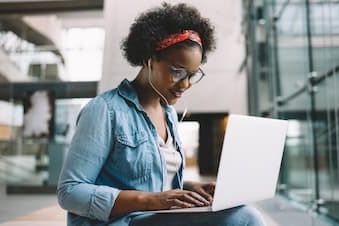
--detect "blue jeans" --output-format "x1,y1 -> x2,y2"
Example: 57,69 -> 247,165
129,205 -> 265,226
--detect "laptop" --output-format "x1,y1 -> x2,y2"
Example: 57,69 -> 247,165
149,114 -> 288,213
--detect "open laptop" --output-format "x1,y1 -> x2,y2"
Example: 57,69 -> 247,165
149,114 -> 288,213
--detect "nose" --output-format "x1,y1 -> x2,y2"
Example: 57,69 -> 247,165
177,76 -> 191,89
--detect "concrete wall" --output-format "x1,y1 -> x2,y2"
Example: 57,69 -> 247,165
23,15 -> 63,50
100,0 -> 247,114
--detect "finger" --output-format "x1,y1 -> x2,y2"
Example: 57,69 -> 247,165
169,199 -> 195,208
204,182 -> 215,189
188,190 -> 211,205
203,183 -> 216,195
173,192 -> 205,207
195,188 -> 213,203
182,193 -> 206,206
167,191 -> 197,206
170,190 -> 209,206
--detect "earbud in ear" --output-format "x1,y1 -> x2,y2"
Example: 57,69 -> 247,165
148,58 -> 151,68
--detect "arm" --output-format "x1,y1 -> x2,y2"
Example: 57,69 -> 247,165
57,96 -> 119,222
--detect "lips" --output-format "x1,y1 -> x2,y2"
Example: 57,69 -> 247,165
170,90 -> 184,98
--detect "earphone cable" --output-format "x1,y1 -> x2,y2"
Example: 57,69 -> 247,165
148,59 -> 169,106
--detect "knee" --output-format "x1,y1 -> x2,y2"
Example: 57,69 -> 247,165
235,205 -> 266,226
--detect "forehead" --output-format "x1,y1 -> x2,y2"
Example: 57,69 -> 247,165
162,46 -> 202,70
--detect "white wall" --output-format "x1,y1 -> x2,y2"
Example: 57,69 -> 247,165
0,101 -> 23,126
100,0 -> 247,114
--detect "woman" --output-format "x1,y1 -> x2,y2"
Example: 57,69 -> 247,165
57,3 -> 265,226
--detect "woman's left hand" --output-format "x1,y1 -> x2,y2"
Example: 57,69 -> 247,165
183,181 -> 215,205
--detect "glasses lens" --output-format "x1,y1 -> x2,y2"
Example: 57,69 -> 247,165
170,67 -> 187,82
189,69 -> 204,84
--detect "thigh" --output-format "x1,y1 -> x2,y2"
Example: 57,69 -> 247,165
129,205 -> 265,226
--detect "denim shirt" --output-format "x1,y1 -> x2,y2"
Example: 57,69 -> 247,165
57,79 -> 185,226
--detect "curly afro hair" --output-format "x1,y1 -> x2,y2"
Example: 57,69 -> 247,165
121,2 -> 216,66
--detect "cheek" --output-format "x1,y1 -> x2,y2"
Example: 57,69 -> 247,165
153,69 -> 172,86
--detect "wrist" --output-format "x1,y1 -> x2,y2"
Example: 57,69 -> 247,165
137,192 -> 153,210
183,181 -> 194,190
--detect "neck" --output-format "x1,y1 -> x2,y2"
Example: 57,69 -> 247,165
132,67 -> 162,110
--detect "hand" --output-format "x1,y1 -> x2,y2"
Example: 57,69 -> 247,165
183,181 -> 215,204
145,189 -> 211,210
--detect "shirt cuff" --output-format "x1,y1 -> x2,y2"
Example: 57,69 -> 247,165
88,185 -> 121,221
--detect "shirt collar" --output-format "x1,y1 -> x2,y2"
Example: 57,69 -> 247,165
117,79 -> 172,113
117,79 -> 144,112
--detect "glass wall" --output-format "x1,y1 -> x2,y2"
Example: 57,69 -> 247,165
0,13 -> 103,191
244,0 -> 339,222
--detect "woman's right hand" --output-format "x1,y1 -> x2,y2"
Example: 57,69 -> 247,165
145,189 -> 211,210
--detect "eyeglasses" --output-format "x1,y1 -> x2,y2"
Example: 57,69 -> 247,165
163,60 -> 205,85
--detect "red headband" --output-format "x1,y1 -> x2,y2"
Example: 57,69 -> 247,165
155,30 -> 202,51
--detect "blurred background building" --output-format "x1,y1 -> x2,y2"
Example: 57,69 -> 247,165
244,0 -> 339,224
0,0 -> 338,225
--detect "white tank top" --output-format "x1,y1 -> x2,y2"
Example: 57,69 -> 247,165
157,127 -> 182,191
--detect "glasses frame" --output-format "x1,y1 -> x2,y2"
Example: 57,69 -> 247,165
162,59 -> 206,85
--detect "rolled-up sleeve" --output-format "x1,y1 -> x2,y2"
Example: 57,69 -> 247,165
57,96 -> 120,222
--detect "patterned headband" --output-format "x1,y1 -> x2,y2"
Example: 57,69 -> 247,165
155,30 -> 202,51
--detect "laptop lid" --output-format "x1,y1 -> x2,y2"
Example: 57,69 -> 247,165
212,114 -> 288,211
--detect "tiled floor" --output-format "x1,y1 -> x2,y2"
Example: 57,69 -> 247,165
0,185 -> 57,223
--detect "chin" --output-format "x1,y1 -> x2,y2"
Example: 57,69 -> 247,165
167,98 -> 178,105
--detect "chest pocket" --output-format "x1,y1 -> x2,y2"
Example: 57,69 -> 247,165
111,131 -> 152,181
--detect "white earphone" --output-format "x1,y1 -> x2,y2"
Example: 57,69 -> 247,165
147,58 -> 169,105
147,58 -> 188,121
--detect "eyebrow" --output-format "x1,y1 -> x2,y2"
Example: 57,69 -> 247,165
170,64 -> 199,74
